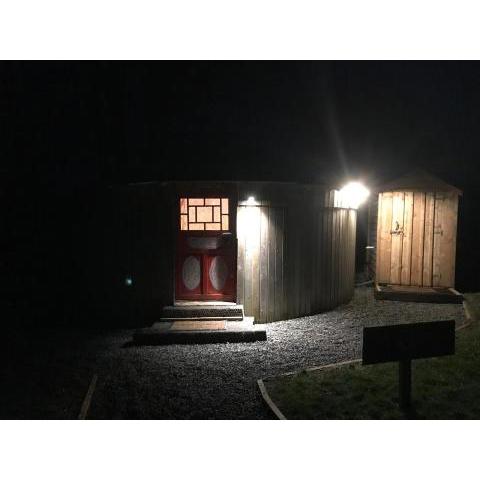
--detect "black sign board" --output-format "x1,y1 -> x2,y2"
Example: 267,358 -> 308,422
362,320 -> 456,411
363,320 -> 455,365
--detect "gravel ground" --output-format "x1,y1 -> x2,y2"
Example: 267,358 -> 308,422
83,287 -> 465,419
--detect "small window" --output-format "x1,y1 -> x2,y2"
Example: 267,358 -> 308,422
180,197 -> 230,231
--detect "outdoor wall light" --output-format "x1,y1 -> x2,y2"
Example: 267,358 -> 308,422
339,181 -> 370,209
125,276 -> 133,286
246,196 -> 256,205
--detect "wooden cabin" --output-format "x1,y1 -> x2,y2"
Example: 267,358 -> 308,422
111,180 -> 360,324
369,170 -> 463,303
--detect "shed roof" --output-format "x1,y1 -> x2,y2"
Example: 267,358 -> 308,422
377,169 -> 462,195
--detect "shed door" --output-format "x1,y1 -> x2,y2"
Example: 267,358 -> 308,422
376,191 -> 458,288
176,197 -> 236,301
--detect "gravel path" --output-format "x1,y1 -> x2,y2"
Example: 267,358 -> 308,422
84,287 -> 465,419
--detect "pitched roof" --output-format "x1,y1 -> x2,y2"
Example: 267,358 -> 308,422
377,169 -> 462,195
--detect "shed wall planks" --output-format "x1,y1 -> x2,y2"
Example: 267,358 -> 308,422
410,192 -> 425,286
400,192 -> 414,285
376,192 -> 393,283
375,189 -> 459,289
422,192 -> 435,286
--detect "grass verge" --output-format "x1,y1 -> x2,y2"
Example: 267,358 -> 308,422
264,298 -> 480,419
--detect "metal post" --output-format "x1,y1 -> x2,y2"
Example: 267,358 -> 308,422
399,358 -> 412,410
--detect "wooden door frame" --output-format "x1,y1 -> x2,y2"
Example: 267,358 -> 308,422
174,191 -> 237,302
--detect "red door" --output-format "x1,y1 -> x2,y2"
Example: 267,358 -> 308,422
176,197 -> 236,301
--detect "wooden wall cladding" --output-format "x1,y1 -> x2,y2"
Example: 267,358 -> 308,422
124,183 -> 176,317
122,182 -> 357,324
237,188 -> 357,323
375,191 -> 458,288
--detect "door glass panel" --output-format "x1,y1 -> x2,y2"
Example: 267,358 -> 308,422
221,198 -> 229,214
189,223 -> 205,230
196,206 -> 213,222
179,197 -> 229,231
213,206 -> 221,222
180,198 -> 188,214
180,214 -> 188,230
206,223 -> 221,230
221,215 -> 229,231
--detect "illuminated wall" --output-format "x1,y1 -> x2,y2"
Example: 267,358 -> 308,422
236,185 -> 357,322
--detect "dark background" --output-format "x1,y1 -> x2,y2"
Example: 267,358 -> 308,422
2,61 -> 479,326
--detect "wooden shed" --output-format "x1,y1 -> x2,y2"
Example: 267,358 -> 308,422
371,170 -> 463,303
110,180 -> 359,325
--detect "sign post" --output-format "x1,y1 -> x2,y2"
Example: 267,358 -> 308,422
398,359 -> 412,409
363,320 -> 455,412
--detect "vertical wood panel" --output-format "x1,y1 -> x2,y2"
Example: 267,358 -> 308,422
251,207 -> 261,320
442,195 -> 458,287
390,191 -> 405,284
338,209 -> 345,303
410,192 -> 425,286
401,192 -> 414,285
321,208 -> 330,310
274,208 -> 285,321
236,206 -> 245,305
377,192 -> 393,283
291,204 -> 300,317
432,193 -> 443,287
350,209 -> 357,299
267,207 -> 276,322
318,208 -> 326,310
243,209 -> 253,315
330,209 -> 336,307
422,192 -> 435,286
259,207 -> 269,321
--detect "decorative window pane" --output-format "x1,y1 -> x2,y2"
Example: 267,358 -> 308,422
221,198 -> 229,214
188,206 -> 196,223
213,206 -> 221,222
189,223 -> 205,230
222,215 -> 229,231
180,214 -> 188,230
180,198 -> 188,214
205,223 -> 221,230
179,198 -> 230,231
196,206 -> 213,223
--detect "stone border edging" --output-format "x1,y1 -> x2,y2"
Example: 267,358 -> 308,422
78,374 -> 98,420
459,300 -> 474,330
258,304 -> 476,420
258,359 -> 362,420
257,379 -> 287,420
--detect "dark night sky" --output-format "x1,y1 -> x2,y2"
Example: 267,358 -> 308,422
2,61 -> 480,309
2,61 -> 480,191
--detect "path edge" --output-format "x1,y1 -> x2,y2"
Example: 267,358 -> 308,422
257,379 -> 287,420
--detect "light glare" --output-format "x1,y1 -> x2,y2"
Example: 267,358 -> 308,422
339,182 -> 370,209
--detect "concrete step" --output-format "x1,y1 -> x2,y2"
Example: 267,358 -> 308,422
159,316 -> 244,322
161,305 -> 244,319
133,317 -> 266,345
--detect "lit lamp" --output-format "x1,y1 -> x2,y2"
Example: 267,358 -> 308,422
339,182 -> 370,209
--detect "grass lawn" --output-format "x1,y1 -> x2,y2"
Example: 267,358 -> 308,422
264,296 -> 480,419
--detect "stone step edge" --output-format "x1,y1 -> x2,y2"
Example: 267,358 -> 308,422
161,310 -> 244,318
159,316 -> 244,322
165,305 -> 244,311
133,328 -> 267,345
